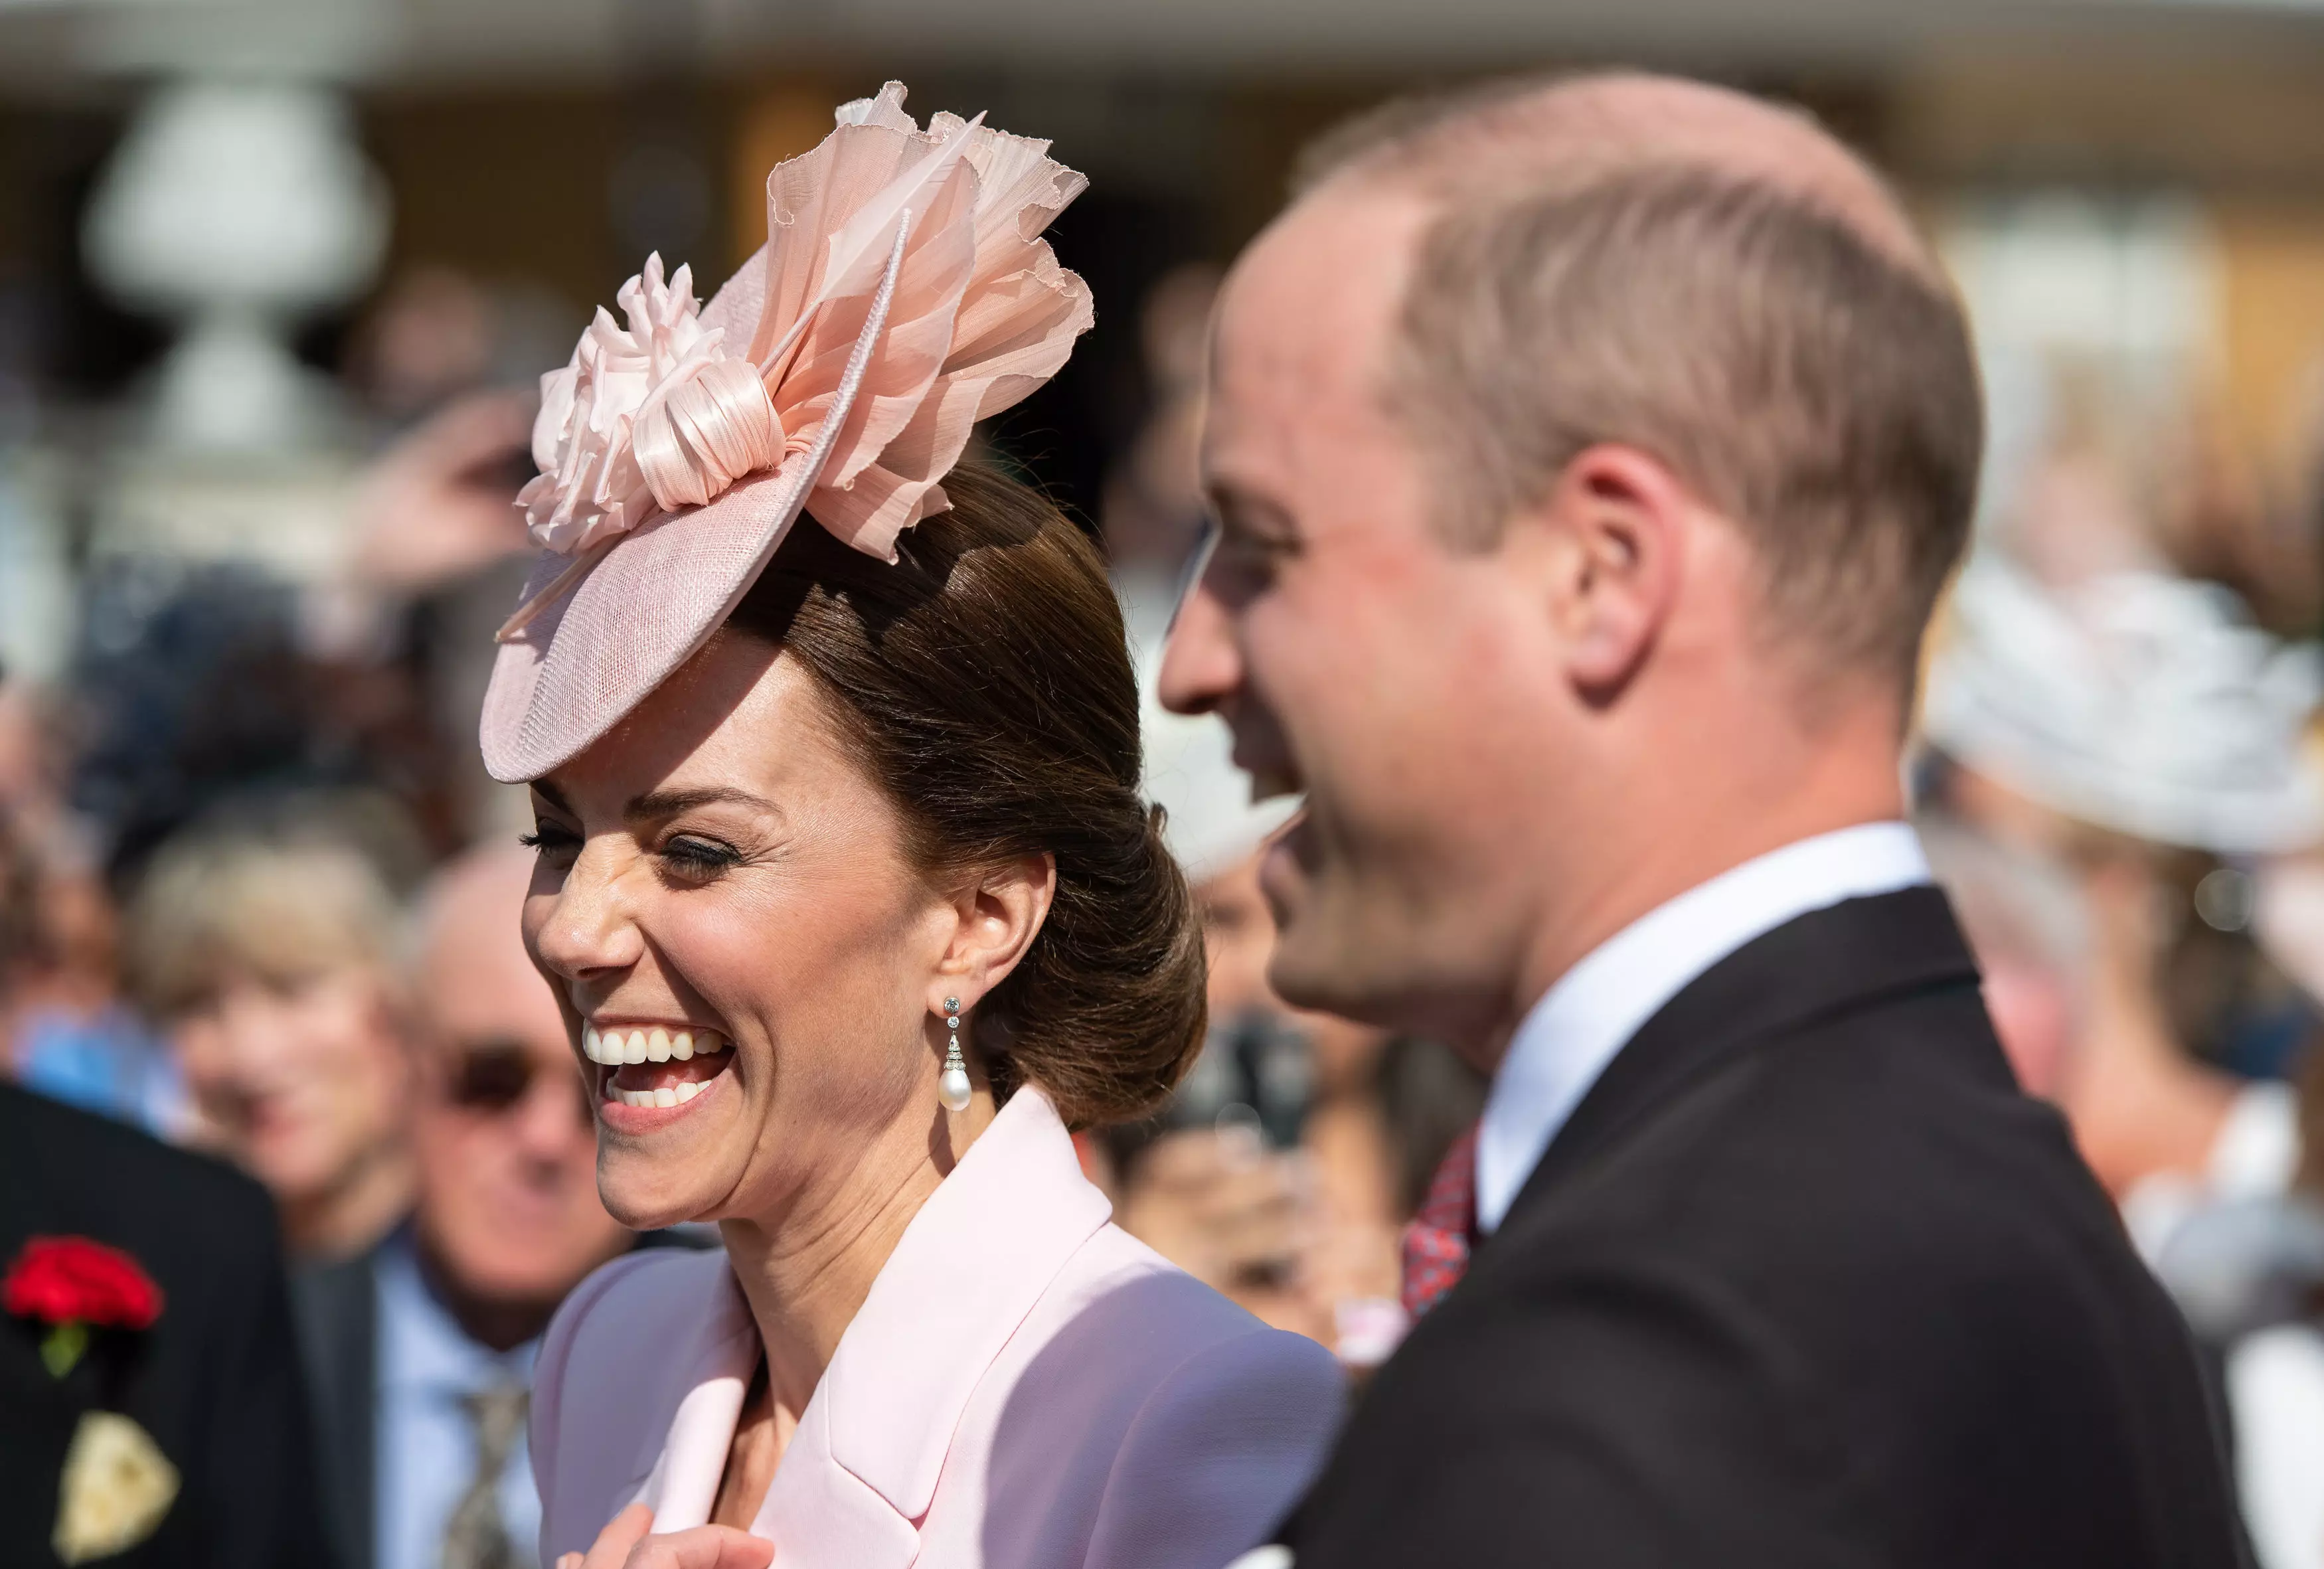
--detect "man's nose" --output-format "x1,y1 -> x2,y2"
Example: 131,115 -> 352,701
528,841 -> 645,986
1159,580 -> 1239,717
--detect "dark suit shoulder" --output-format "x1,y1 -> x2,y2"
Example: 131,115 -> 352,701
1344,979 -> 2242,1569
1510,977 -> 2121,1307
0,1086 -> 335,1569
0,1083 -> 277,1247
1297,901 -> 2244,1569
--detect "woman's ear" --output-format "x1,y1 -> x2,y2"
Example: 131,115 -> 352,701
932,853 -> 1057,1012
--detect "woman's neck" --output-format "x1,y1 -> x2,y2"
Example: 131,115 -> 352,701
720,1095 -> 996,1419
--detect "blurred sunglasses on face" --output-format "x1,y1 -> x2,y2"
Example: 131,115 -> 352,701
445,1039 -> 593,1126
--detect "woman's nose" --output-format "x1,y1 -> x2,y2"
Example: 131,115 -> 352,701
527,840 -> 646,983
213,983 -> 307,1074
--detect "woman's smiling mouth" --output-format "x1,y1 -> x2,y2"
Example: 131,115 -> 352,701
582,1023 -> 735,1110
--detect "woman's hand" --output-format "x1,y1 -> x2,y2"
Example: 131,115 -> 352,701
557,1503 -> 775,1569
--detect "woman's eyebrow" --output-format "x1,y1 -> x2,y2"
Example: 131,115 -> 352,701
624,785 -> 780,821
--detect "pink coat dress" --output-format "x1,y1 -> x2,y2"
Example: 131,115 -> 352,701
530,1088 -> 1347,1569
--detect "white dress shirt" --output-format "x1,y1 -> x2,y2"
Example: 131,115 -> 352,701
1475,821 -> 1934,1235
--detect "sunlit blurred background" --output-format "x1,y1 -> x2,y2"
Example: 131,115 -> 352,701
13,3 -> 2324,1565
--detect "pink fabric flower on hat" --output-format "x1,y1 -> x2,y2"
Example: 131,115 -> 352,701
481,82 -> 1094,785
520,254 -> 784,554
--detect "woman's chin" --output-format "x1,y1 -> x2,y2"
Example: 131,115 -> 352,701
596,1163 -> 725,1232
592,1066 -> 745,1228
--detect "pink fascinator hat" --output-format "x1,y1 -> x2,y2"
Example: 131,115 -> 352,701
479,82 -> 1092,783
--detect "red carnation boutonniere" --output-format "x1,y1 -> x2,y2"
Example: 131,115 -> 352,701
8,1238 -> 179,1564
5,1236 -> 164,1379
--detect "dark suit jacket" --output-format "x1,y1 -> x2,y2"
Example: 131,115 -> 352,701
0,1084 -> 332,1569
292,1246 -> 382,1569
1287,887 -> 2248,1568
293,1224 -> 716,1569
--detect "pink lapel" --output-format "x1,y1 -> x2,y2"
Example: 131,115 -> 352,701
810,1087 -> 1112,1516
627,1089 -> 1112,1568
625,1267 -> 760,1531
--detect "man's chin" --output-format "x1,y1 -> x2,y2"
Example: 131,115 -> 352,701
1256,817 -> 1313,921
1265,936 -> 1388,1027
1263,894 -> 1386,1024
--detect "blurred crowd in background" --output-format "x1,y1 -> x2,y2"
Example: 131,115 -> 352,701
13,3 -> 2324,1566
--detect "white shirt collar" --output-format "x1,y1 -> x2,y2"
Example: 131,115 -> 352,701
1474,821 -> 1933,1235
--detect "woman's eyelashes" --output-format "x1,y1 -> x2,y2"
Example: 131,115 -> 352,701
519,822 -> 582,865
657,833 -> 746,880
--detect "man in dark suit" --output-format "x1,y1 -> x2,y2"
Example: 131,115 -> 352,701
1162,70 -> 2248,1568
0,1083 -> 333,1568
294,841 -> 639,1569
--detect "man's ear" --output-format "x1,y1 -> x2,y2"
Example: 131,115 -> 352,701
1505,443 -> 1688,702
930,853 -> 1058,1014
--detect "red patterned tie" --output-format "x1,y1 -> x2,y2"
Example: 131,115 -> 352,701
1400,1122 -> 1479,1319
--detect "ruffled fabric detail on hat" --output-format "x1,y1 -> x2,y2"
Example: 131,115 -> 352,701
633,357 -> 784,513
521,256 -> 778,554
517,82 -> 1089,566
719,81 -> 1093,560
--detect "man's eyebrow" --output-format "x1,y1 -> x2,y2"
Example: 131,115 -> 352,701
1206,479 -> 1300,542
625,785 -> 780,821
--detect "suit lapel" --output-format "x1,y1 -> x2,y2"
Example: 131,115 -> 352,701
1497,886 -> 1983,1230
288,1242 -> 382,1569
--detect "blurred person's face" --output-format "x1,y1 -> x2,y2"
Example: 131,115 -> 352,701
1197,852 -> 1279,1021
1942,764 -> 2084,863
522,633 -> 1036,1232
0,682 -> 46,815
1197,850 -> 1388,1097
1979,959 -> 2077,1100
171,959 -> 412,1211
39,868 -> 119,993
412,867 -> 625,1308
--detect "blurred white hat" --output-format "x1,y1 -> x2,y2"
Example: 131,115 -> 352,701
1120,570 -> 1298,888
1924,554 -> 2324,855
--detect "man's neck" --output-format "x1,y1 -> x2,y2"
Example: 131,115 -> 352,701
1492,722 -> 1908,1074
286,1140 -> 417,1262
413,1233 -> 563,1354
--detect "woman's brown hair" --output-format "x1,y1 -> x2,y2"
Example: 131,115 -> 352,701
724,461 -> 1205,1128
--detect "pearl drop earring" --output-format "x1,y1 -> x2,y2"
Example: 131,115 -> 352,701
940,996 -> 972,1112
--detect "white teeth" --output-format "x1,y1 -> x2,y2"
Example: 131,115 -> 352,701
605,1076 -> 710,1109
583,1025 -> 727,1067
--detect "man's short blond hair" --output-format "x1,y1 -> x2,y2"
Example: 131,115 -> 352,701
1301,73 -> 1984,693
